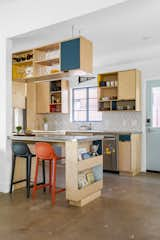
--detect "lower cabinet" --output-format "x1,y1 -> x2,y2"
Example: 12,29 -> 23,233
118,134 -> 141,176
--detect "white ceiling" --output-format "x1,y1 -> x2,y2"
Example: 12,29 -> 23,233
12,0 -> 160,69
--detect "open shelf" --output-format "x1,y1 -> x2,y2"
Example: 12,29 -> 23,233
15,72 -> 70,82
13,60 -> 33,65
78,155 -> 103,172
99,86 -> 117,89
99,99 -> 135,111
68,180 -> 103,202
34,58 -> 60,66
35,42 -> 60,52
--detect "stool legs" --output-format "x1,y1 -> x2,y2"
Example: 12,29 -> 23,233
51,159 -> 56,205
42,160 -> 46,192
49,161 -> 52,193
32,157 -> 39,199
26,155 -> 32,198
10,155 -> 16,194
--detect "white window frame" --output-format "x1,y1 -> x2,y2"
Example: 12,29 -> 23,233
72,86 -> 102,122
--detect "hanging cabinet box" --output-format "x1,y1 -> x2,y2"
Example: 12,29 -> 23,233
36,82 -> 50,114
61,36 -> 93,73
12,36 -> 93,82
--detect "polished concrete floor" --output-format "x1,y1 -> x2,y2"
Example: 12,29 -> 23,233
0,173 -> 160,240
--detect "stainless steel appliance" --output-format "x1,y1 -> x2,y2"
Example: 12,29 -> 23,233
103,135 -> 117,171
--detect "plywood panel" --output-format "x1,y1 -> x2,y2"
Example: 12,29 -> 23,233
26,82 -> 37,129
131,134 -> 141,174
80,37 -> 93,73
36,82 -> 50,113
118,70 -> 136,100
118,141 -> 131,172
135,70 -> 141,111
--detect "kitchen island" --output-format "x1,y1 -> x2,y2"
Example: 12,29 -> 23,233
9,134 -> 104,207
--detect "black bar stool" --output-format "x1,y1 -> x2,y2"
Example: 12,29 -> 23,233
10,142 -> 37,198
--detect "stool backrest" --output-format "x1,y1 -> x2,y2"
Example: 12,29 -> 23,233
13,142 -> 31,157
35,142 -> 57,160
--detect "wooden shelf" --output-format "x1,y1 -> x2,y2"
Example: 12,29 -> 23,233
99,86 -> 117,89
50,91 -> 61,94
99,99 -> 117,102
14,72 -> 70,83
34,58 -> 60,66
35,42 -> 60,51
68,180 -> 103,202
50,103 -> 61,105
78,155 -> 103,172
13,60 -> 33,65
99,99 -> 135,102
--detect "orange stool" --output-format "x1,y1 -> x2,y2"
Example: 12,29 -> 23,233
32,142 -> 65,205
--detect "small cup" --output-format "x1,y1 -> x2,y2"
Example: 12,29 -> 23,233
111,81 -> 115,87
106,81 -> 111,87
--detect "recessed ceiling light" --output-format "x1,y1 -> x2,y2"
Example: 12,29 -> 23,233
142,36 -> 152,41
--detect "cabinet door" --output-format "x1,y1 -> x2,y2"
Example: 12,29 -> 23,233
13,82 -> 26,108
61,38 -> 80,71
36,82 -> 50,113
118,70 -> 136,100
118,140 -> 131,172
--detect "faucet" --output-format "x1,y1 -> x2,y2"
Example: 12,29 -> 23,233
88,122 -> 92,130
80,122 -> 92,130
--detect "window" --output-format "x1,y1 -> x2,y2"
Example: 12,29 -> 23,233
152,87 -> 160,128
72,87 -> 102,122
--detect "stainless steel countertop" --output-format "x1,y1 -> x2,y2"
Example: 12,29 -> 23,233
33,130 -> 142,135
9,134 -> 104,143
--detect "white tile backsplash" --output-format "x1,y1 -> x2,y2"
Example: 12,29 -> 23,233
45,111 -> 142,132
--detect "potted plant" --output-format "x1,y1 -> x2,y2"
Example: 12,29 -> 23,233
43,117 -> 48,131
16,126 -> 22,135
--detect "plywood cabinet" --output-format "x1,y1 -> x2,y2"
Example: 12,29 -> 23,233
118,134 -> 141,176
12,36 -> 93,83
118,139 -> 131,172
36,82 -> 50,114
61,36 -> 93,73
118,70 -> 136,100
98,69 -> 141,111
36,80 -> 69,114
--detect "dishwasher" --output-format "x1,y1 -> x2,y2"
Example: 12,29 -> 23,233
103,135 -> 118,172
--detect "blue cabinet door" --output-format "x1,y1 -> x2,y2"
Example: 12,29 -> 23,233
61,38 -> 80,71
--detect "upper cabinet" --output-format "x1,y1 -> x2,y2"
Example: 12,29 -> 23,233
61,38 -> 80,71
36,80 -> 69,114
12,36 -> 93,82
61,37 -> 93,73
98,69 -> 141,111
12,50 -> 33,81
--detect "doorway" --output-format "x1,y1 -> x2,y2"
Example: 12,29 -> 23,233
146,80 -> 160,171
